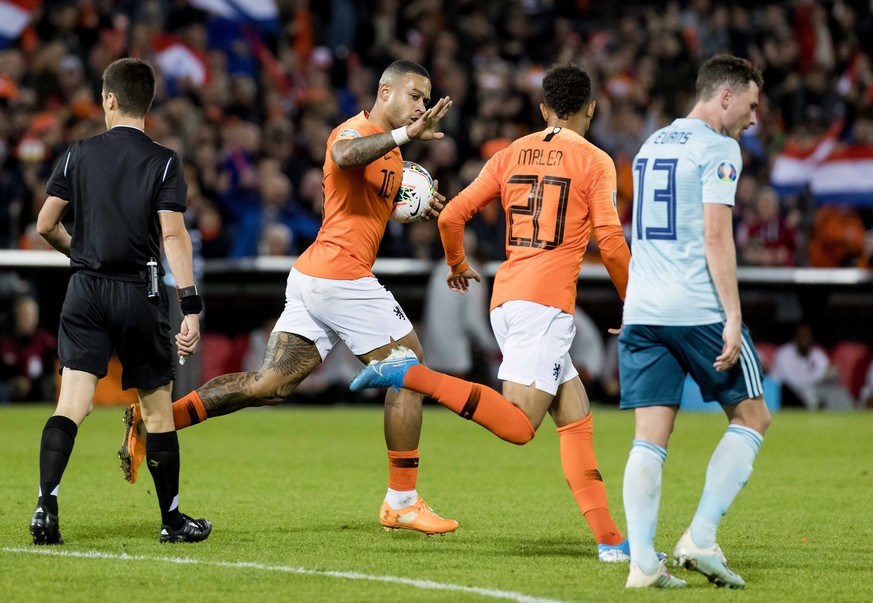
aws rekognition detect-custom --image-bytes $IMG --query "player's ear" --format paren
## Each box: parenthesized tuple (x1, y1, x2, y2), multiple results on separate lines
(379, 82, 392, 102)
(539, 102, 549, 122)
(587, 100, 596, 119)
(720, 86, 732, 110)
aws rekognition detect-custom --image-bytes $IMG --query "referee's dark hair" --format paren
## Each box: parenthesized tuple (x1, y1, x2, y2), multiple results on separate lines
(102, 58, 156, 118)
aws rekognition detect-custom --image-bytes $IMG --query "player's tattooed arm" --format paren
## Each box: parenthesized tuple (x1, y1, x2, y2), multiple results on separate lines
(331, 133, 398, 169)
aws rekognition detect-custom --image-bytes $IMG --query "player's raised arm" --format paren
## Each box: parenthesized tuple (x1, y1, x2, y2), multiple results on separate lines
(331, 59, 453, 170)
(406, 96, 453, 141)
(330, 131, 401, 170)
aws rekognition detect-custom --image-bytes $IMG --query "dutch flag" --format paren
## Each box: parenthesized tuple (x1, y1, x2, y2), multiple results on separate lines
(0, 0, 39, 49)
(189, 0, 280, 31)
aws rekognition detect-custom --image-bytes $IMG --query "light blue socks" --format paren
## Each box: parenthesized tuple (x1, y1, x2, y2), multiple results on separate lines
(689, 425, 763, 548)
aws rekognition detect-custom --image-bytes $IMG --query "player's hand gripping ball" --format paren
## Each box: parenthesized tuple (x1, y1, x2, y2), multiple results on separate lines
(390, 161, 434, 223)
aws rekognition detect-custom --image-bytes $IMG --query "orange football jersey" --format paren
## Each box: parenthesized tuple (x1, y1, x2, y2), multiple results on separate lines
(294, 111, 403, 279)
(439, 126, 630, 314)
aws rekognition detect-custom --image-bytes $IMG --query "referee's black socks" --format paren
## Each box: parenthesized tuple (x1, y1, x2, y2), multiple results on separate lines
(145, 431, 183, 529)
(38, 415, 78, 515)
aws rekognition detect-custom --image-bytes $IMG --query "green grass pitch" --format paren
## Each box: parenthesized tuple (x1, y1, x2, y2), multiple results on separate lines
(1, 404, 871, 602)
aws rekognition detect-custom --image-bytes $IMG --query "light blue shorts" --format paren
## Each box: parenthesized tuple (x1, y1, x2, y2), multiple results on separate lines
(618, 322, 763, 409)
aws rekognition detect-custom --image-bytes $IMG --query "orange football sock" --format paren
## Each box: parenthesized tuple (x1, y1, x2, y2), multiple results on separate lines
(404, 365, 535, 444)
(557, 414, 624, 545)
(387, 449, 419, 492)
(171, 391, 208, 430)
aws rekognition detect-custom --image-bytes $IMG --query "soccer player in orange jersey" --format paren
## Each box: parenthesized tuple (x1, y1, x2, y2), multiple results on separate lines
(119, 60, 465, 535)
(352, 63, 639, 561)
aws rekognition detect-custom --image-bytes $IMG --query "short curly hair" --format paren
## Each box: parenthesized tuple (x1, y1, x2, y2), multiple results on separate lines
(542, 63, 591, 120)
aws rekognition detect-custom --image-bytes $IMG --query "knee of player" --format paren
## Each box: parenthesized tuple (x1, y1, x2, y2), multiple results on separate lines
(755, 405, 772, 436)
(509, 421, 536, 445)
(745, 395, 771, 435)
(512, 432, 535, 446)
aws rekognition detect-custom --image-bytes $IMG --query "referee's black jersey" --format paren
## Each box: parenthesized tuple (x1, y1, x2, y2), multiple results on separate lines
(46, 125, 187, 275)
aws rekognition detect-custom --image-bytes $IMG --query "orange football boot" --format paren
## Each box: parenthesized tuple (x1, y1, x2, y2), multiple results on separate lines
(379, 498, 458, 536)
(118, 403, 146, 484)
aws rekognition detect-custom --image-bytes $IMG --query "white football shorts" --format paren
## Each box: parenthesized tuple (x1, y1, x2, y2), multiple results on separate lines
(490, 300, 578, 396)
(274, 268, 414, 359)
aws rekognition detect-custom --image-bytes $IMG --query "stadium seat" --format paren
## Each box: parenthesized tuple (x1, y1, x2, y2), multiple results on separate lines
(828, 341, 872, 400)
(200, 333, 250, 383)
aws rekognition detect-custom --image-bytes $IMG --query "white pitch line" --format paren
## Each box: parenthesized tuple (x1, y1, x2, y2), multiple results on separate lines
(1, 547, 568, 603)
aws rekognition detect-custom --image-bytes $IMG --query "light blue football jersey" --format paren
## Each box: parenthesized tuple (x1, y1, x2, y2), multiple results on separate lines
(623, 118, 742, 325)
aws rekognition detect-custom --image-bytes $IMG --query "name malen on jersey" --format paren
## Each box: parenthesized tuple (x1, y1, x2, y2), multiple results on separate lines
(653, 131, 691, 144)
(517, 148, 563, 166)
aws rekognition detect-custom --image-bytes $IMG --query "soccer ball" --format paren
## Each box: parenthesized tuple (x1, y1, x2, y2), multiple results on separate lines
(390, 161, 433, 223)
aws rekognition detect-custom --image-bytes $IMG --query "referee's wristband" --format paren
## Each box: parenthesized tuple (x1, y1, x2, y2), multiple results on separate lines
(391, 126, 410, 146)
(179, 294, 203, 315)
(177, 285, 198, 299)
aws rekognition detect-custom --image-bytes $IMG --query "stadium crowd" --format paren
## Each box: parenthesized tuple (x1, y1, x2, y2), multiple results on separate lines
(1, 0, 872, 405)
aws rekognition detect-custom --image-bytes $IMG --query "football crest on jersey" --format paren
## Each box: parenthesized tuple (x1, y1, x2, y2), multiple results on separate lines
(716, 161, 738, 182)
(339, 129, 361, 139)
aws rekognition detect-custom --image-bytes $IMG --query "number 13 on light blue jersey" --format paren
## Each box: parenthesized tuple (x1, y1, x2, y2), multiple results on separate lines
(634, 157, 678, 241)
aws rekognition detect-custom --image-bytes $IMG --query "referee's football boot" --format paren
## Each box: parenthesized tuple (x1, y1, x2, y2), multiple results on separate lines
(626, 560, 687, 589)
(30, 506, 63, 545)
(160, 514, 213, 544)
(118, 403, 146, 484)
(672, 528, 746, 589)
(350, 347, 419, 391)
(379, 497, 458, 536)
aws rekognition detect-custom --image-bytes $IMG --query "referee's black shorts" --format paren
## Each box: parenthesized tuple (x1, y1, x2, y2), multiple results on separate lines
(58, 271, 175, 390)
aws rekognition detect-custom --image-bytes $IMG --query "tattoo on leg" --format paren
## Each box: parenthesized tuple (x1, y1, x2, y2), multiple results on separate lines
(198, 332, 321, 417)
(258, 332, 320, 379)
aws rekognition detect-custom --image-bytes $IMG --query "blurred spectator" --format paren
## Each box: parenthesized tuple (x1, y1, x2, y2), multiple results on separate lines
(807, 205, 866, 267)
(568, 307, 606, 394)
(861, 360, 873, 409)
(769, 323, 856, 410)
(738, 185, 800, 266)
(598, 333, 622, 405)
(732, 173, 758, 240)
(259, 222, 294, 256)
(422, 231, 498, 385)
(0, 0, 870, 273)
(0, 295, 56, 402)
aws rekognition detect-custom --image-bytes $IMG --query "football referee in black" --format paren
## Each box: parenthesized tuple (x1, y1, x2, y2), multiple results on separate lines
(31, 58, 211, 544)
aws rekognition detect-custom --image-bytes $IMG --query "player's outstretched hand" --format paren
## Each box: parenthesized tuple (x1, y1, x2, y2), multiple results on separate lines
(446, 267, 481, 294)
(408, 97, 452, 141)
(420, 179, 445, 221)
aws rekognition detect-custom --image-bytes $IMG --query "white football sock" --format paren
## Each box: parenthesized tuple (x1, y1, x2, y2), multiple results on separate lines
(385, 488, 418, 510)
(623, 439, 667, 575)
(689, 425, 763, 548)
